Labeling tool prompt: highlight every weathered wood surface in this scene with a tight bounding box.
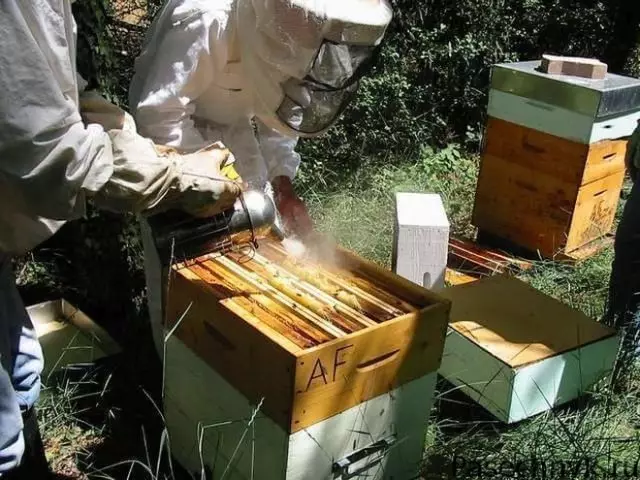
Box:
[473,151,624,258]
[448,236,533,276]
[483,117,627,186]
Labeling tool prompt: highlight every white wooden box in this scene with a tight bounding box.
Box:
[392,192,450,291]
[487,89,640,145]
[164,335,437,480]
[438,275,620,423]
[26,299,120,380]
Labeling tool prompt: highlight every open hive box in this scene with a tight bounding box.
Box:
[163,237,450,479]
[26,299,120,379]
[439,275,620,423]
[165,237,450,432]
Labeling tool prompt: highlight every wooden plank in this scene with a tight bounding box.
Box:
[247,251,377,330]
[557,234,614,264]
[448,237,532,276]
[165,268,297,430]
[483,117,627,186]
[450,237,532,269]
[441,275,617,368]
[445,268,479,286]
[290,303,450,431]
[190,263,328,349]
[216,255,356,335]
[565,169,625,251]
[196,261,333,345]
[213,256,346,338]
[473,153,578,257]
[392,192,450,291]
[265,239,419,314]
[329,239,445,308]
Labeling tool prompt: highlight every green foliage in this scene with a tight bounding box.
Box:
[298,0,634,186]
[73,0,122,103]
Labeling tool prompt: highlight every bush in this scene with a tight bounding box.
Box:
[298,0,639,187]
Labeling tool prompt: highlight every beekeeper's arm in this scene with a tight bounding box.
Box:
[254,119,312,236]
[0,2,239,231]
[129,8,218,152]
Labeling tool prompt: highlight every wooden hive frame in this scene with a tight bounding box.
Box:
[165,236,451,433]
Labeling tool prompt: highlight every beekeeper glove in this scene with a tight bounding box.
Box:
[626,120,640,182]
[91,132,241,217]
[272,175,313,237]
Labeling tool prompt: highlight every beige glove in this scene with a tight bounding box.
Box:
[164,142,243,217]
[79,91,137,133]
[90,131,241,217]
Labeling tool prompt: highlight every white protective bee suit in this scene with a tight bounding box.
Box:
[0,1,240,475]
[129,0,393,358]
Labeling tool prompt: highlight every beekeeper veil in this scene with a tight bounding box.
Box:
[237,0,392,138]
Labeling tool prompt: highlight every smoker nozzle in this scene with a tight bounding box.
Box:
[228,188,286,245]
[147,187,286,264]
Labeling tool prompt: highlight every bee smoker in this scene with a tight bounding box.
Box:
[145,188,286,266]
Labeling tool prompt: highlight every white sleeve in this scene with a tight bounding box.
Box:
[129,9,219,152]
[255,119,302,181]
[0,2,114,222]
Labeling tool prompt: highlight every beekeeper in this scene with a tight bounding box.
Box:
[129,0,393,358]
[605,121,640,380]
[0,2,241,478]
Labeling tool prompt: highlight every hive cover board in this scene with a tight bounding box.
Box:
[491,60,640,118]
[439,275,620,423]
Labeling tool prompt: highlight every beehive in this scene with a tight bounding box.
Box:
[163,237,450,479]
[473,60,640,260]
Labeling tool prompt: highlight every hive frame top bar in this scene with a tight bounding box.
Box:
[491,60,640,118]
[171,236,451,353]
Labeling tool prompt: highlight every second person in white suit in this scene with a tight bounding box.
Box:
[128,0,394,358]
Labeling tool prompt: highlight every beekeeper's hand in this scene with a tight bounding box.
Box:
[90,131,242,217]
[79,90,137,133]
[626,120,640,183]
[272,175,313,237]
[172,144,244,217]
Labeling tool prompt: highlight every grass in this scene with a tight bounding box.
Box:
[301,147,640,479]
[30,144,640,478]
